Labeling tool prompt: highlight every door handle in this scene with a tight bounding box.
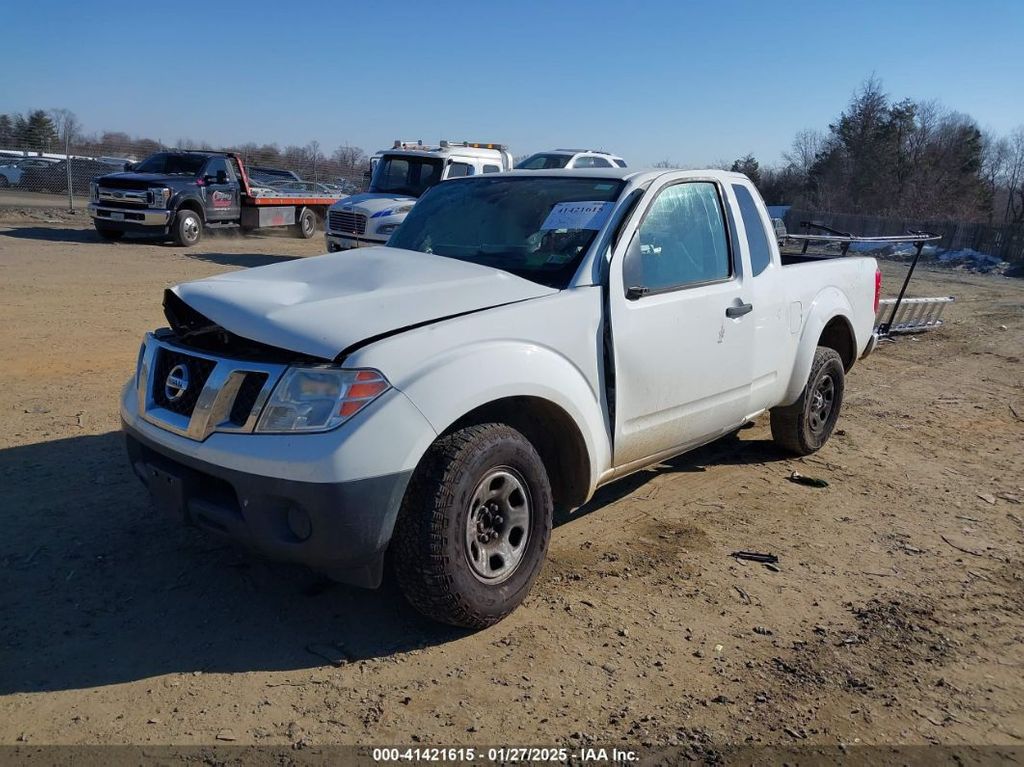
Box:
[726,303,753,318]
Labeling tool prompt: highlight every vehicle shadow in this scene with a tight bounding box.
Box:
[0,432,464,695]
[554,430,791,526]
[0,427,790,694]
[182,251,301,268]
[0,226,133,244]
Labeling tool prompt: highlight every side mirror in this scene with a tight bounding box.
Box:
[123,162,135,172]
[216,170,228,184]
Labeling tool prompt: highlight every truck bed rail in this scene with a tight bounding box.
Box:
[785,223,944,338]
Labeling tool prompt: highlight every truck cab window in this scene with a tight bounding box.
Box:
[446,162,473,178]
[573,156,595,168]
[589,156,612,168]
[482,164,501,174]
[370,156,444,196]
[626,182,730,292]
[204,158,231,182]
[732,184,772,276]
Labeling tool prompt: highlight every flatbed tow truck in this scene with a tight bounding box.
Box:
[89,150,346,246]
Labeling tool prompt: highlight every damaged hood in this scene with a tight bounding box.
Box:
[171,246,557,360]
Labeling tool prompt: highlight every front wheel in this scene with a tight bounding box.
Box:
[770,346,845,455]
[172,209,202,247]
[392,423,553,629]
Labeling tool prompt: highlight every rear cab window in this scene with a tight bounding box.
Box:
[731,184,773,276]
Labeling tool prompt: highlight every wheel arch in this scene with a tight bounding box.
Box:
[781,287,856,405]
[819,314,857,372]
[175,196,205,221]
[442,395,592,513]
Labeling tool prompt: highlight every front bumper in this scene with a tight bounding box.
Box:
[124,425,411,588]
[89,203,172,228]
[325,232,387,251]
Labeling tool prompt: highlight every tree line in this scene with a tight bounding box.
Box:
[726,77,1024,225]
[5,83,1023,224]
[0,109,369,185]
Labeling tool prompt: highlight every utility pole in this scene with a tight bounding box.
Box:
[66,130,73,213]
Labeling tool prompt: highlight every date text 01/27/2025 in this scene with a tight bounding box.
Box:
[370,746,640,763]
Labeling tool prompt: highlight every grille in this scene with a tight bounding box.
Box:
[328,210,366,235]
[229,372,269,426]
[151,348,216,417]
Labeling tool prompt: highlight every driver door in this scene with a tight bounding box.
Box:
[608,179,755,469]
[202,157,240,222]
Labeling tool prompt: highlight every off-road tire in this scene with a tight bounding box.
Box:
[770,346,845,455]
[172,208,203,247]
[95,226,124,241]
[392,423,553,629]
[295,207,316,239]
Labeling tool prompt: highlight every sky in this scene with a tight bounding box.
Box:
[2,0,1022,167]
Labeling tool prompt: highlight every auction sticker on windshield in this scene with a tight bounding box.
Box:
[541,201,614,232]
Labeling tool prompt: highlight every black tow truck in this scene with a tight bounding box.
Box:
[88,150,345,246]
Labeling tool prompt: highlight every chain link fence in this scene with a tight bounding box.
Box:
[783,207,1024,264]
[0,129,372,210]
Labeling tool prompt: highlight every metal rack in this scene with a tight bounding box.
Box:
[786,222,944,337]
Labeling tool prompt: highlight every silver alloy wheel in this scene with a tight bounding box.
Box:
[302,212,314,236]
[808,373,835,435]
[182,214,200,242]
[464,467,531,584]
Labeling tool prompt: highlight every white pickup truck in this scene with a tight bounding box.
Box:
[121,168,881,628]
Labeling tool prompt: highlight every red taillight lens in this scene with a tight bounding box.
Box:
[873,268,882,313]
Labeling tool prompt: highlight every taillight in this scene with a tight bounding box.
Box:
[873,268,882,313]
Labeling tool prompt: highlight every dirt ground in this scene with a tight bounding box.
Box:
[0,213,1022,756]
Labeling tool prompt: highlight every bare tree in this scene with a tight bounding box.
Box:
[1004,126,1024,224]
[782,128,825,175]
[48,108,80,155]
[980,130,1010,223]
[307,140,321,183]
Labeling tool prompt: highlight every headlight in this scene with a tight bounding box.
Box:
[90,181,99,202]
[148,187,171,208]
[377,223,400,236]
[370,204,414,218]
[256,367,390,433]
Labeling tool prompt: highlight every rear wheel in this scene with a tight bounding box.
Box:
[392,423,553,628]
[770,346,845,455]
[295,207,316,239]
[94,225,124,241]
[172,209,202,247]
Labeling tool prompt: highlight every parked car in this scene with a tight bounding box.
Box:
[516,149,627,169]
[20,158,123,194]
[248,166,302,185]
[121,168,881,628]
[0,157,60,187]
[269,180,344,197]
[772,217,788,246]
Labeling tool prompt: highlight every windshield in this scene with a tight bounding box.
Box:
[516,153,571,170]
[388,176,625,289]
[369,155,444,196]
[133,153,208,176]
